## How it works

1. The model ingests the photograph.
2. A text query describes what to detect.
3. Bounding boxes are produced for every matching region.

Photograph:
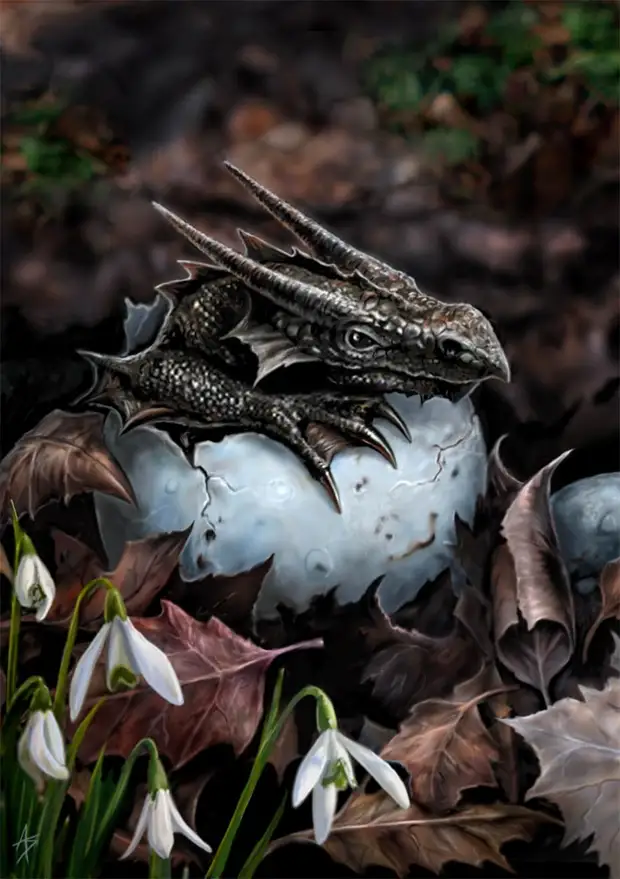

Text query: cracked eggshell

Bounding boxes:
[551,473,620,594]
[94,393,488,619]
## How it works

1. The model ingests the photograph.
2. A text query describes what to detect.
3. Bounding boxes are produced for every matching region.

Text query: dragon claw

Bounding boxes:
[319,468,342,514]
[373,400,412,443]
[360,425,397,468]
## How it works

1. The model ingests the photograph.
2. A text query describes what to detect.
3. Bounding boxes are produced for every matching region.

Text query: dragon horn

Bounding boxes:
[152,203,350,320]
[224,162,417,292]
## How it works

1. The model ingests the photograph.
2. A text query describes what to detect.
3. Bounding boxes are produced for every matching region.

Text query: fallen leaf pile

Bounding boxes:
[1,404,619,875]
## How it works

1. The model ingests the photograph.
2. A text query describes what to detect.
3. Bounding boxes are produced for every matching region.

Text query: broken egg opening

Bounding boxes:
[94,393,488,621]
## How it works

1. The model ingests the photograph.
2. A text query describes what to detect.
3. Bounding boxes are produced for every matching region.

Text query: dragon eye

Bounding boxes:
[439,338,465,358]
[345,327,379,351]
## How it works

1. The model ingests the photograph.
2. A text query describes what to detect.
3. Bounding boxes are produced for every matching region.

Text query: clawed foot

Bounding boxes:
[254,392,411,512]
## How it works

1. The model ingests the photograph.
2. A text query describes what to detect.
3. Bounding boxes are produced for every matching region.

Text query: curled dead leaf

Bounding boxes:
[269,797,554,877]
[72,601,322,768]
[488,436,523,501]
[583,558,620,662]
[267,714,299,783]
[506,675,620,878]
[493,452,576,704]
[0,410,135,520]
[0,543,13,582]
[381,664,508,813]
[50,528,191,626]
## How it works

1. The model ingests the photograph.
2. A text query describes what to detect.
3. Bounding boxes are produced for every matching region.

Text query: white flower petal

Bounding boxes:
[14,556,36,607]
[122,619,183,706]
[28,711,69,781]
[42,710,67,770]
[17,716,43,789]
[69,623,110,721]
[169,794,212,853]
[148,790,174,859]
[312,781,338,845]
[338,732,410,809]
[292,731,330,808]
[106,617,137,689]
[33,558,56,621]
[120,794,152,860]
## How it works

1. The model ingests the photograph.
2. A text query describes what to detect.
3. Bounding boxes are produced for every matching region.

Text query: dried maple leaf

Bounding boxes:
[50,528,190,626]
[0,410,134,520]
[270,797,551,877]
[381,664,507,812]
[506,675,620,878]
[583,558,620,662]
[492,451,575,704]
[73,601,322,768]
[360,589,481,720]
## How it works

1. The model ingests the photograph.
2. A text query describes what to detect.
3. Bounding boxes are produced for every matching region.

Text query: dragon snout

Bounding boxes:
[480,343,511,383]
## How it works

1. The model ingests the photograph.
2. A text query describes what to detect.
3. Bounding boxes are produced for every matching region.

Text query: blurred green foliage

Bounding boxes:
[364,0,619,166]
[2,99,100,196]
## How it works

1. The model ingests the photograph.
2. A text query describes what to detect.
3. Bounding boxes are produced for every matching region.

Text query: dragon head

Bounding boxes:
[153,164,510,400]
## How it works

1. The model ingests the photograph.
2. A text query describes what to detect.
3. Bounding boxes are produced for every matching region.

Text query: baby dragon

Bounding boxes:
[81,162,510,511]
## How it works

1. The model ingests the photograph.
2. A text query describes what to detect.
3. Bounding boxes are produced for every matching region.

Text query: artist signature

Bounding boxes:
[13,824,39,865]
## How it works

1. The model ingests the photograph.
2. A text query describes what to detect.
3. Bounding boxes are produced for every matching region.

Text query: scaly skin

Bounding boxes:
[81,164,511,511]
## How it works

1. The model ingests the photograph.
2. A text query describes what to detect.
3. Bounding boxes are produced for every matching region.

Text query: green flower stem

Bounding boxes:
[149,851,172,879]
[93,737,160,855]
[36,698,107,879]
[238,794,286,879]
[67,698,106,769]
[2,675,45,730]
[206,683,330,879]
[52,577,118,720]
[6,594,21,709]
[6,505,24,708]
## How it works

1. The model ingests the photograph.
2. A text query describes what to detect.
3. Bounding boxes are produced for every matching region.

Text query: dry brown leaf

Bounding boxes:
[583,558,620,661]
[267,714,299,783]
[270,797,552,877]
[487,436,523,500]
[72,601,322,768]
[381,664,505,812]
[454,584,494,658]
[50,528,190,626]
[506,676,620,878]
[360,589,480,720]
[493,451,575,704]
[0,543,13,582]
[0,410,135,520]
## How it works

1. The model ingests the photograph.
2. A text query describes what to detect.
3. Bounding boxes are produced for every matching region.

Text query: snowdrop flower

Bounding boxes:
[69,592,183,721]
[18,708,69,791]
[121,786,212,859]
[14,536,55,621]
[293,700,410,845]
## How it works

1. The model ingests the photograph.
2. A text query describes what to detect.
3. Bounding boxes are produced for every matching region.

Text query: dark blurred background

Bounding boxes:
[1,0,619,473]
